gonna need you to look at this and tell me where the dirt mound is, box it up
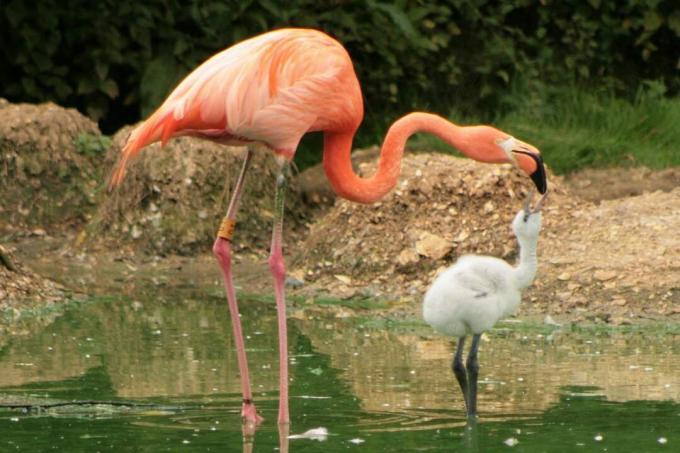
[292,151,575,299]
[88,128,313,255]
[0,100,103,231]
[0,244,63,309]
[541,188,679,321]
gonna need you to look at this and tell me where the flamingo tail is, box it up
[108,109,179,190]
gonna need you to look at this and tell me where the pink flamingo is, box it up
[109,28,546,427]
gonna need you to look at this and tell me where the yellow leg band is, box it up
[217,217,236,241]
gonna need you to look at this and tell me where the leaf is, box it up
[497,69,509,84]
[668,11,680,36]
[643,11,662,31]
[77,78,97,95]
[257,0,280,17]
[369,2,435,50]
[31,51,52,72]
[86,95,108,121]
[95,61,108,80]
[100,79,119,99]
[140,54,180,116]
[21,77,39,96]
[4,2,26,27]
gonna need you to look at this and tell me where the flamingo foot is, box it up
[242,401,264,427]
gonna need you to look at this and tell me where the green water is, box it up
[1,294,679,452]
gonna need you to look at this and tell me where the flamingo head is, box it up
[495,135,547,195]
[458,125,547,194]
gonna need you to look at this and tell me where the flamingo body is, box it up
[423,256,521,337]
[110,28,363,185]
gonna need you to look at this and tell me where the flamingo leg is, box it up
[269,160,291,425]
[466,334,482,417]
[452,336,469,413]
[211,148,263,426]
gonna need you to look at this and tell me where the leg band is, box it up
[217,217,236,241]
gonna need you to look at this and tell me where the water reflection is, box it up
[0,295,679,452]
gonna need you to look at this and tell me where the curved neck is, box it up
[513,237,538,290]
[322,113,471,204]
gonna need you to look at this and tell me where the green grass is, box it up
[410,85,680,174]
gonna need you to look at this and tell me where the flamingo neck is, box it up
[322,113,473,204]
[514,237,538,290]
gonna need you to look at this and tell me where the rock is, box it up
[557,272,571,281]
[415,232,452,260]
[396,248,419,266]
[285,276,305,289]
[334,274,352,285]
[454,230,470,242]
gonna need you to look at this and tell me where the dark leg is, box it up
[269,159,291,425]
[211,149,262,426]
[466,334,482,418]
[452,336,469,413]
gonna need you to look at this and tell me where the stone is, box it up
[397,248,419,266]
[415,232,452,260]
[594,270,617,281]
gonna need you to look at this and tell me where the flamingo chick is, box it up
[423,193,546,417]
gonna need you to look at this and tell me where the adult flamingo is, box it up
[108,28,547,427]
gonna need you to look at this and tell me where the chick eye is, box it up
[523,214,529,222]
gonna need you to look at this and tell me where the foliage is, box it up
[1,0,678,142]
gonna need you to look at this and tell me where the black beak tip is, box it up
[530,155,547,194]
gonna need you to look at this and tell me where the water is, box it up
[1,293,679,452]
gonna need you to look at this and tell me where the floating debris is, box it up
[288,427,328,441]
[594,434,603,442]
[658,437,668,445]
[503,437,519,447]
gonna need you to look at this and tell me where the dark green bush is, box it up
[1,0,678,137]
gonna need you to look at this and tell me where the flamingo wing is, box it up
[452,256,512,298]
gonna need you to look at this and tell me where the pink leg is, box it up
[212,149,262,426]
[269,168,290,425]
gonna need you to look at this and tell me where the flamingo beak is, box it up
[497,137,547,194]
[528,153,547,195]
[512,148,547,195]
